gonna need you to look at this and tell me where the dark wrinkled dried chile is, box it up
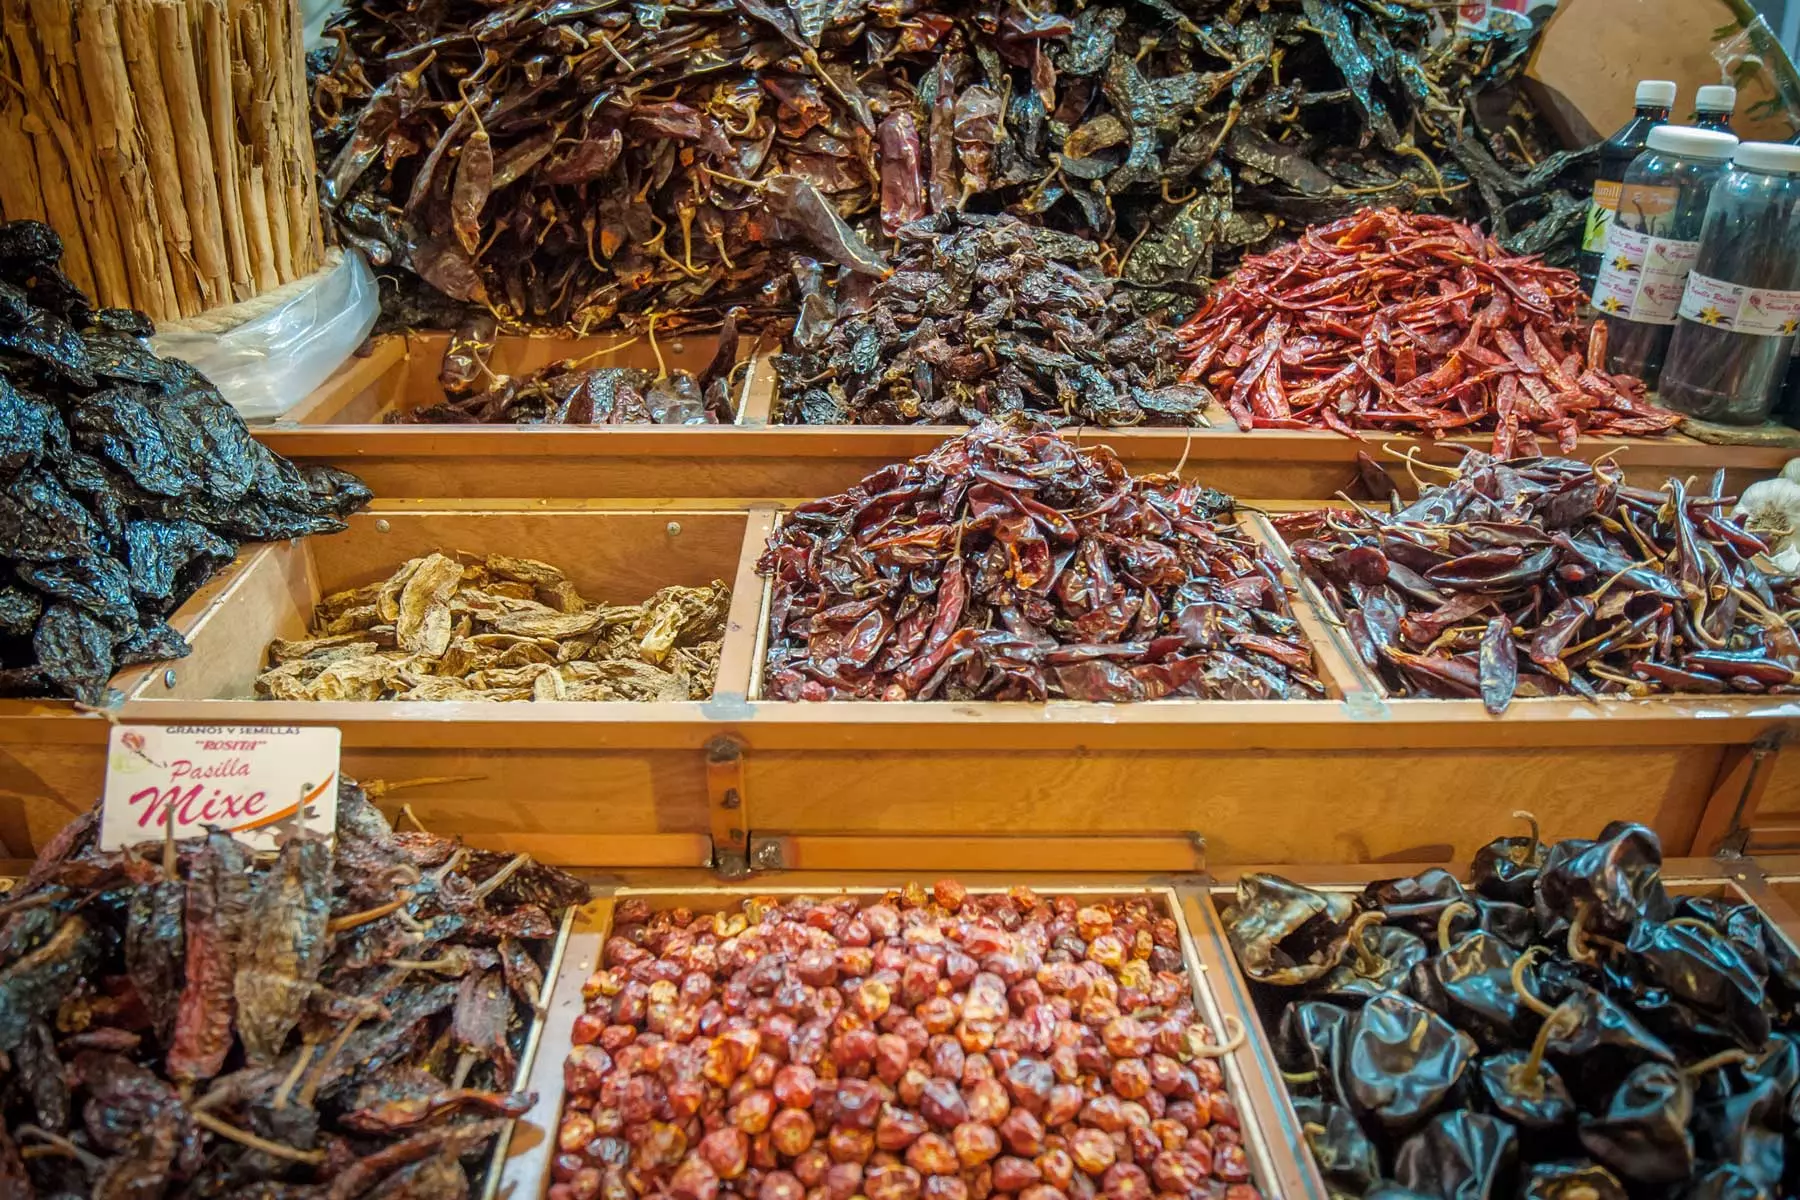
[758,421,1325,701]
[310,0,1587,329]
[1275,454,1800,713]
[777,212,1204,427]
[0,778,585,1196]
[0,221,370,703]
[393,312,741,426]
[1223,820,1800,1197]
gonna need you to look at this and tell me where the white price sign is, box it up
[100,725,340,851]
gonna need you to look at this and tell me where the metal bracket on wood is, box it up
[705,735,750,879]
[1696,730,1787,857]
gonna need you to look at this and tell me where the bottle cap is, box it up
[1696,84,1737,113]
[1733,141,1800,173]
[1644,125,1738,160]
[1635,80,1678,107]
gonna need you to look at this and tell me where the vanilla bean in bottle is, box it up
[1661,142,1800,424]
[1593,125,1737,387]
[1579,80,1677,293]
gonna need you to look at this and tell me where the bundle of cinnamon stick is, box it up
[0,0,321,321]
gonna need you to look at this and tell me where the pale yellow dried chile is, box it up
[255,552,728,702]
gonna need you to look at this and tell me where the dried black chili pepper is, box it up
[1223,820,1800,1195]
[0,221,369,703]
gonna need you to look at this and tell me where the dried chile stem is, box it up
[1182,1014,1247,1058]
[1344,911,1387,976]
[1683,1048,1752,1077]
[271,1041,317,1110]
[1281,1069,1320,1084]
[1569,899,1598,964]
[1508,1002,1577,1097]
[17,1125,101,1170]
[192,1109,327,1164]
[1666,916,1726,938]
[1436,901,1477,952]
[1512,810,1540,850]
[471,853,529,900]
[326,889,416,934]
[450,1048,478,1089]
[1510,946,1557,1018]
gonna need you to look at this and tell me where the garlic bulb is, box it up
[1735,476,1800,558]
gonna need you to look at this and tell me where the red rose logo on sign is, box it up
[101,725,341,851]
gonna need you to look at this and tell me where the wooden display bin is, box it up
[0,501,769,861]
[2,495,1799,868]
[278,330,764,426]
[495,878,1315,1200]
[255,340,1792,502]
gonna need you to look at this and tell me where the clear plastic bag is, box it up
[150,249,379,422]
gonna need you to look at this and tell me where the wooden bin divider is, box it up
[256,339,1797,502]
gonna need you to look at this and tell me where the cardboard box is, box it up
[1527,0,1798,146]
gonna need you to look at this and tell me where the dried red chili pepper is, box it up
[1177,209,1681,454]
[759,421,1324,701]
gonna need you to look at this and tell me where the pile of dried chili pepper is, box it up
[757,421,1324,701]
[394,311,745,426]
[775,212,1207,427]
[0,221,371,704]
[310,0,1588,330]
[1222,818,1800,1198]
[1176,209,1681,454]
[1274,452,1800,713]
[0,780,587,1197]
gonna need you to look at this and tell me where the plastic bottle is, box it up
[1579,80,1677,292]
[1592,126,1738,387]
[1693,85,1739,135]
[1660,142,1800,424]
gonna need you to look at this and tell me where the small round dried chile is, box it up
[794,1147,831,1186]
[952,1122,1002,1167]
[828,1125,874,1165]
[1213,1143,1250,1183]
[1069,1130,1116,1176]
[699,1128,750,1179]
[735,1089,776,1134]
[1036,1148,1075,1190]
[876,1104,930,1151]
[906,1132,960,1176]
[933,880,968,912]
[563,1045,613,1096]
[993,1157,1041,1192]
[1110,1059,1151,1100]
[824,1162,865,1199]
[770,1108,817,1158]
[997,1107,1045,1157]
[867,1163,925,1200]
[670,1157,719,1200]
[762,1171,806,1200]
[924,1177,969,1200]
[836,1079,882,1130]
[965,1078,1010,1125]
[775,1064,819,1109]
[919,1077,970,1129]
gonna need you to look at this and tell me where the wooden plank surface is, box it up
[742,743,1719,864]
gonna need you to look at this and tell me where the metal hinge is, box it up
[705,735,750,878]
